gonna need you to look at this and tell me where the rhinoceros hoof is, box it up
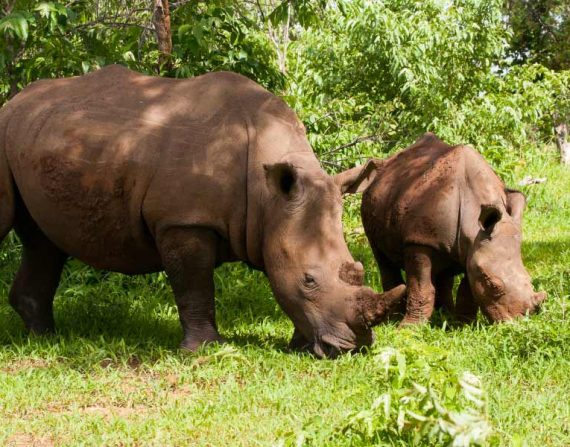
[398,317,427,328]
[180,334,227,352]
[27,322,56,335]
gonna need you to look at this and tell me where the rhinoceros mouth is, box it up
[310,332,374,359]
[310,341,341,359]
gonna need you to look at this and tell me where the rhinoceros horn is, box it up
[359,284,407,327]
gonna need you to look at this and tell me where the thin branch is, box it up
[323,155,373,163]
[170,0,197,9]
[255,0,266,21]
[2,0,16,15]
[526,4,562,45]
[321,160,343,169]
[321,135,380,156]
[73,21,154,32]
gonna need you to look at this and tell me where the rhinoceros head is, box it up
[466,190,546,322]
[261,158,402,357]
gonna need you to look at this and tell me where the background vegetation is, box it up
[1,0,569,445]
[1,0,569,170]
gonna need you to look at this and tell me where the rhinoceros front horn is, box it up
[359,284,407,327]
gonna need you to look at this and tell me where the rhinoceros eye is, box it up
[303,273,318,289]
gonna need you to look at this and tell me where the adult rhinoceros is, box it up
[0,65,404,357]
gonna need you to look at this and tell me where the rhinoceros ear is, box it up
[506,189,526,225]
[264,162,298,197]
[333,159,379,194]
[479,204,502,234]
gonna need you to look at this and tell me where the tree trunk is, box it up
[555,123,570,166]
[152,0,172,73]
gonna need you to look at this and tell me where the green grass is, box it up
[0,155,568,446]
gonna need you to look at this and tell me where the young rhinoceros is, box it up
[0,65,405,358]
[339,133,546,324]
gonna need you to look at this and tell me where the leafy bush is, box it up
[0,1,286,101]
[281,344,491,446]
[172,2,284,91]
[289,0,570,174]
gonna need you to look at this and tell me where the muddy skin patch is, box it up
[479,272,506,299]
[38,154,132,263]
[338,261,364,286]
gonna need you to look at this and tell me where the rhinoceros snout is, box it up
[311,329,375,359]
[311,340,342,359]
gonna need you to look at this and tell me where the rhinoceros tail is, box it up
[0,110,15,242]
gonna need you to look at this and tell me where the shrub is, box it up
[281,344,491,446]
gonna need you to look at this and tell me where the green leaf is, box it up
[268,1,289,27]
[0,12,33,41]
[177,24,191,39]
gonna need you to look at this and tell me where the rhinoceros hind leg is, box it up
[372,247,406,316]
[399,246,436,326]
[158,227,225,351]
[9,205,66,334]
[0,155,15,242]
[454,276,479,322]
[373,248,404,290]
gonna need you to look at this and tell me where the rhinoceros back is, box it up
[1,66,254,273]
[362,134,464,265]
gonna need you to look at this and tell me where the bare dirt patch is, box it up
[99,354,142,370]
[80,404,146,419]
[1,359,50,374]
[6,433,54,447]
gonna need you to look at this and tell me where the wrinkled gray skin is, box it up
[342,133,546,324]
[0,65,405,357]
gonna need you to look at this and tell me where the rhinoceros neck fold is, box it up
[458,145,510,266]
[244,96,315,271]
[244,115,265,270]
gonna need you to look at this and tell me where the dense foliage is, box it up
[290,0,570,173]
[2,0,568,173]
[0,0,319,98]
[505,0,570,70]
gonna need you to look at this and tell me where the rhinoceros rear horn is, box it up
[359,284,407,327]
[533,291,547,307]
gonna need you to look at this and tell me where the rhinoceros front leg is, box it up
[158,227,225,351]
[373,249,406,316]
[454,276,479,322]
[400,245,436,326]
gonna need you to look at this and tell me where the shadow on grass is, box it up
[2,237,564,356]
[0,257,293,356]
[226,332,290,352]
